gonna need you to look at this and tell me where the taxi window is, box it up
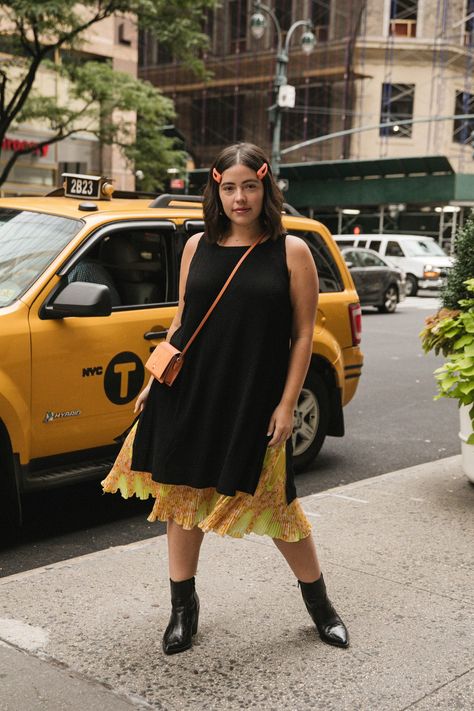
[67,228,173,307]
[0,209,82,307]
[294,231,344,292]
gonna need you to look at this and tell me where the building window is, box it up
[281,84,331,144]
[138,29,173,67]
[389,0,417,38]
[311,1,330,42]
[192,93,244,146]
[229,0,247,53]
[380,83,415,137]
[202,8,214,56]
[453,91,474,144]
[465,0,474,46]
[274,0,293,30]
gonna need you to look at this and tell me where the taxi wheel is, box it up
[0,433,22,531]
[292,371,329,473]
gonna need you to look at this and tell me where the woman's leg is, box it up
[163,520,204,655]
[167,519,205,581]
[272,534,321,582]
[273,534,349,648]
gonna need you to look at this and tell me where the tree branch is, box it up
[0,69,7,114]
[0,56,42,136]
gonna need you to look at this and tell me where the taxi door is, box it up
[28,221,182,462]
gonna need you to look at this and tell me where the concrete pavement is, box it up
[0,455,473,711]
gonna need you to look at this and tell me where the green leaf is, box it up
[454,335,474,349]
[459,381,474,395]
[467,433,474,445]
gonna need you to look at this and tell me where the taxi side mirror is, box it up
[344,260,354,269]
[45,282,112,318]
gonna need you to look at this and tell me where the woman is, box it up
[102,143,349,654]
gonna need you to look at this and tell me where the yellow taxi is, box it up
[0,174,363,526]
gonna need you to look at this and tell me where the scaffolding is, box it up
[138,0,474,248]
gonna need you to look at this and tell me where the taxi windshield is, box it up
[0,208,82,307]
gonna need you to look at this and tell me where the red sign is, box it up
[2,137,49,157]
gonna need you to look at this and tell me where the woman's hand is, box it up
[134,382,152,413]
[267,402,294,447]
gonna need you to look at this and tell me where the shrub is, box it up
[442,216,474,309]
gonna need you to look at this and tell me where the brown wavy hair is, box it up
[202,143,283,243]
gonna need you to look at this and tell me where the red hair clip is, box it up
[256,162,269,180]
[212,167,222,184]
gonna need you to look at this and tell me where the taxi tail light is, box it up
[349,303,362,346]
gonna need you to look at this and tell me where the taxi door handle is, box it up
[144,329,168,340]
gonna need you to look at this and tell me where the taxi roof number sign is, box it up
[62,173,113,200]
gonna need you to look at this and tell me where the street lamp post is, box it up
[250,1,315,179]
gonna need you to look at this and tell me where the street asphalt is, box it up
[0,454,473,710]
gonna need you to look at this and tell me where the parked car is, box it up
[340,247,406,313]
[0,176,363,526]
[334,234,452,296]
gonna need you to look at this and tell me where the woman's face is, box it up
[218,163,264,229]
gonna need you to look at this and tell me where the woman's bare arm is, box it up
[267,235,318,446]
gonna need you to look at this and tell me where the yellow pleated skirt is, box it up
[101,423,312,542]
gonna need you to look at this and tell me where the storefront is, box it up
[0,131,101,197]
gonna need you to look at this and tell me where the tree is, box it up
[442,217,474,309]
[0,0,215,187]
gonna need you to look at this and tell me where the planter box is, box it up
[459,404,474,483]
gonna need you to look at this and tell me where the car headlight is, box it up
[423,265,441,279]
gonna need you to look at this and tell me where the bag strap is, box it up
[180,234,265,357]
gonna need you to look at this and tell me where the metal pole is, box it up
[280,113,474,156]
[439,208,445,246]
[251,3,313,178]
[271,52,288,177]
[378,205,384,233]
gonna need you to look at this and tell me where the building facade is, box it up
[0,14,138,196]
[139,0,474,243]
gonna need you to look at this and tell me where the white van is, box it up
[333,234,452,296]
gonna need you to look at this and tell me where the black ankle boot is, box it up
[162,577,200,655]
[299,573,349,648]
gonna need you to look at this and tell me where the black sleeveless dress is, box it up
[130,234,297,504]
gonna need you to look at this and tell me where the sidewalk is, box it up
[0,455,473,711]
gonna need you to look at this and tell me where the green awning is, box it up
[280,155,454,181]
[188,156,474,209]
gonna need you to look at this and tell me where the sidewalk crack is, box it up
[399,665,474,710]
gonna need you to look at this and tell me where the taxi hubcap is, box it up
[292,388,319,456]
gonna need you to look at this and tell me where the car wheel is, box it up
[0,442,22,531]
[378,285,398,313]
[405,274,418,297]
[292,370,329,473]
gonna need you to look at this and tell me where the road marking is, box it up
[330,493,369,503]
[302,510,321,518]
